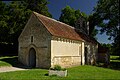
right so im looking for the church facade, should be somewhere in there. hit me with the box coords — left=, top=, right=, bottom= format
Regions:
left=18, top=12, right=98, bottom=68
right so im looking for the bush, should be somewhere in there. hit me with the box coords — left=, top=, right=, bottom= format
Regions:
left=54, top=65, right=62, bottom=71
left=50, top=65, right=66, bottom=71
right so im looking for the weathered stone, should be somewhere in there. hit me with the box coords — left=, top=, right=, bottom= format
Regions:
left=49, top=70, right=67, bottom=77
left=18, top=12, right=51, bottom=68
left=18, top=12, right=98, bottom=69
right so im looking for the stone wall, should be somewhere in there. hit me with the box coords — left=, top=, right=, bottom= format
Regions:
left=53, top=56, right=81, bottom=68
left=84, top=42, right=98, bottom=65
left=18, top=13, right=98, bottom=69
left=18, top=13, right=51, bottom=68
left=51, top=36, right=83, bottom=68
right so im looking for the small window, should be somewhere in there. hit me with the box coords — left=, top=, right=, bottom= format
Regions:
left=31, top=36, right=33, bottom=42
left=82, top=21, right=86, bottom=27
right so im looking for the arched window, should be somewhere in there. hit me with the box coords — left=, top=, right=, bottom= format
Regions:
left=31, top=36, right=33, bottom=42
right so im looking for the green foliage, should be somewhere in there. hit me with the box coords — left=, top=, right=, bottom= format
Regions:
left=59, top=6, right=97, bottom=38
left=93, top=0, right=119, bottom=38
left=59, top=5, right=87, bottom=27
left=50, top=65, right=66, bottom=71
left=90, top=28, right=98, bottom=39
left=110, top=56, right=120, bottom=61
left=0, top=61, right=12, bottom=67
left=93, top=0, right=119, bottom=56
left=0, top=1, right=52, bottom=55
left=93, top=0, right=119, bottom=37
left=112, top=32, right=120, bottom=56
left=53, top=65, right=62, bottom=71
left=110, top=55, right=120, bottom=69
left=0, top=56, right=19, bottom=67
left=0, top=1, right=9, bottom=43
left=100, top=43, right=115, bottom=55
left=88, top=15, right=99, bottom=38
left=0, top=66, right=120, bottom=79
left=24, top=0, right=52, bottom=17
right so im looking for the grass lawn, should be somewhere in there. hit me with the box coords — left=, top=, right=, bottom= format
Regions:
left=0, top=56, right=12, bottom=67
left=0, top=66, right=120, bottom=80
left=0, top=61, right=11, bottom=67
left=0, top=56, right=120, bottom=79
left=110, top=55, right=120, bottom=70
left=110, top=55, right=120, bottom=62
left=0, top=56, right=19, bottom=67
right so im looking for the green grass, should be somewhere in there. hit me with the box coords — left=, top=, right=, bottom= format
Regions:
left=110, top=55, right=120, bottom=59
left=0, top=56, right=13, bottom=67
left=96, top=55, right=120, bottom=70
left=0, top=66, right=120, bottom=80
left=110, top=55, right=120, bottom=62
left=0, top=56, right=120, bottom=79
left=109, top=55, right=120, bottom=70
left=0, top=61, right=11, bottom=67
left=0, top=56, right=21, bottom=67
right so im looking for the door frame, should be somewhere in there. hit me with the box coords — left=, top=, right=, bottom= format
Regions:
left=28, top=47, right=36, bottom=68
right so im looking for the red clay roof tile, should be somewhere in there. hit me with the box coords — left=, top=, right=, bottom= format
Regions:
left=33, top=12, right=84, bottom=41
left=33, top=12, right=97, bottom=44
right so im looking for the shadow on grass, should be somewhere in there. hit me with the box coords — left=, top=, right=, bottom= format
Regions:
left=110, top=62, right=120, bottom=70
left=0, top=56, right=30, bottom=69
left=96, top=61, right=120, bottom=70
left=44, top=73, right=49, bottom=76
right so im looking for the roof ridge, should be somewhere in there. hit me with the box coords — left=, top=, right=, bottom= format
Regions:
left=32, top=11, right=97, bottom=44
left=33, top=11, right=75, bottom=29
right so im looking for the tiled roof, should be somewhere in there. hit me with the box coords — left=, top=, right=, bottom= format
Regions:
left=75, top=29, right=98, bottom=44
left=33, top=12, right=97, bottom=44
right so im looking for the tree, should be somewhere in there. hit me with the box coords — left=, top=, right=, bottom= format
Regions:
left=59, top=6, right=76, bottom=26
left=25, top=0, right=52, bottom=17
left=88, top=14, right=99, bottom=38
left=100, top=43, right=113, bottom=55
left=0, top=1, right=9, bottom=43
left=112, top=31, right=120, bottom=57
left=93, top=0, right=120, bottom=56
left=93, top=0, right=119, bottom=39
left=0, top=1, right=30, bottom=55
left=0, top=1, right=52, bottom=55
left=59, top=5, right=99, bottom=38
left=59, top=6, right=87, bottom=27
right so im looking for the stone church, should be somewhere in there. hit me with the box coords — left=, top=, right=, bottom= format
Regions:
left=18, top=12, right=98, bottom=68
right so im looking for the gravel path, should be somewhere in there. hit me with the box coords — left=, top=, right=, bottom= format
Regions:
left=0, top=66, right=27, bottom=73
